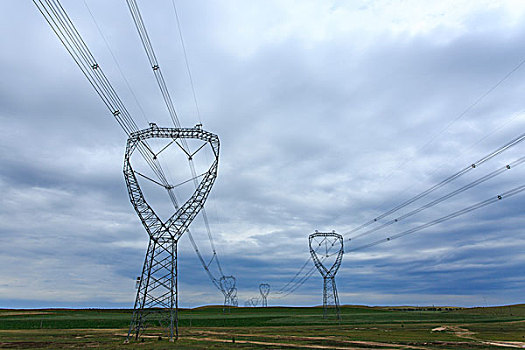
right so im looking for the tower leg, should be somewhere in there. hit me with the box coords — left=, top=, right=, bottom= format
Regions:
left=323, top=277, right=328, bottom=319
left=331, top=277, right=341, bottom=321
left=322, top=276, right=340, bottom=320
left=127, top=237, right=178, bottom=341
left=174, top=241, right=178, bottom=340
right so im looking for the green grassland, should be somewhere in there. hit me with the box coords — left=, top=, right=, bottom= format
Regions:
left=0, top=304, right=524, bottom=349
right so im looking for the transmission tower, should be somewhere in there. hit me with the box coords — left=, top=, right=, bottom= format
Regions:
left=259, top=283, right=270, bottom=307
left=219, top=275, right=237, bottom=312
left=125, top=125, right=219, bottom=341
left=243, top=297, right=257, bottom=307
left=251, top=297, right=260, bottom=307
left=309, top=231, right=344, bottom=320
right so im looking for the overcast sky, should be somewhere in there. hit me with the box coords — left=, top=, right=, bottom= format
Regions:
left=1, top=0, right=524, bottom=309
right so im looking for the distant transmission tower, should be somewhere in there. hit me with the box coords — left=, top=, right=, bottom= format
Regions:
left=259, top=283, right=270, bottom=307
left=244, top=297, right=259, bottom=307
left=309, top=231, right=344, bottom=320
left=125, top=125, right=219, bottom=341
left=219, top=275, right=237, bottom=312
left=251, top=297, right=260, bottom=307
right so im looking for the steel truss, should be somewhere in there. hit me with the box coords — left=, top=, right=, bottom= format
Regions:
left=124, top=125, right=219, bottom=341
left=309, top=232, right=344, bottom=320
left=259, top=283, right=270, bottom=307
left=244, top=297, right=259, bottom=307
left=219, top=275, right=238, bottom=312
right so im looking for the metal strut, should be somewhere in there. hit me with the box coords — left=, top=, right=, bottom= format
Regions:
left=124, top=125, right=219, bottom=341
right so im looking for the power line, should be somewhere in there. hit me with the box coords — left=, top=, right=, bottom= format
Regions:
left=351, top=155, right=525, bottom=241
left=274, top=240, right=341, bottom=298
left=274, top=256, right=312, bottom=295
left=346, top=183, right=525, bottom=253
left=126, top=0, right=181, bottom=128
left=33, top=0, right=172, bottom=189
left=37, top=0, right=227, bottom=293
left=277, top=173, right=525, bottom=297
left=275, top=150, right=525, bottom=296
left=344, top=130, right=525, bottom=237
left=277, top=265, right=318, bottom=297
left=171, top=0, right=202, bottom=124
left=275, top=140, right=525, bottom=298
left=126, top=0, right=226, bottom=284
left=34, top=0, right=137, bottom=135
left=373, top=53, right=525, bottom=197
left=82, top=0, right=150, bottom=126
left=420, top=55, right=525, bottom=154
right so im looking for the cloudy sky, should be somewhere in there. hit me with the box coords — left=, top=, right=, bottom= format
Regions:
left=1, top=0, right=524, bottom=309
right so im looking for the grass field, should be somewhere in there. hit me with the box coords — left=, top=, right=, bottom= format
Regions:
left=0, top=304, right=524, bottom=349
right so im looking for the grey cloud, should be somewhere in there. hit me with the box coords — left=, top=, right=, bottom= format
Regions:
left=1, top=0, right=524, bottom=308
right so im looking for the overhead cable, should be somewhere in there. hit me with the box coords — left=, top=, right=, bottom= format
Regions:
left=171, top=0, right=202, bottom=124
left=351, top=155, right=525, bottom=240
left=344, top=130, right=525, bottom=237
left=274, top=256, right=312, bottom=294
left=126, top=0, right=225, bottom=283
left=34, top=0, right=175, bottom=189
left=347, top=184, right=525, bottom=253
left=82, top=0, right=150, bottom=126
left=274, top=243, right=337, bottom=297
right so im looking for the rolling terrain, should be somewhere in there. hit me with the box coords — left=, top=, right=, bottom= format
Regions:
left=0, top=304, right=524, bottom=349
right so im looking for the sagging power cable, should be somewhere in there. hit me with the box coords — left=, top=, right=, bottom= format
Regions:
left=347, top=183, right=525, bottom=252
left=171, top=0, right=202, bottom=124
left=33, top=0, right=171, bottom=189
left=126, top=0, right=225, bottom=284
left=274, top=241, right=339, bottom=298
left=351, top=155, right=525, bottom=240
left=344, top=130, right=525, bottom=238
left=274, top=256, right=312, bottom=294
left=82, top=0, right=149, bottom=126
left=34, top=2, right=208, bottom=283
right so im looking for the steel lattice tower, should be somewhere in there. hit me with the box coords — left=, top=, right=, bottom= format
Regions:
left=309, top=231, right=344, bottom=320
left=259, top=283, right=270, bottom=307
left=219, top=275, right=237, bottom=312
left=124, top=125, right=219, bottom=341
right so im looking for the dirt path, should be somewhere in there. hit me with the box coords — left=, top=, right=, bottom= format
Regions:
left=116, top=327, right=525, bottom=349
left=432, top=325, right=525, bottom=349
left=480, top=341, right=525, bottom=348
left=186, top=330, right=426, bottom=349
left=185, top=336, right=411, bottom=349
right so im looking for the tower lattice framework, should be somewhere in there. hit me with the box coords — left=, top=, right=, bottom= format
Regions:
left=124, top=126, right=219, bottom=341
left=309, top=231, right=344, bottom=320
left=219, top=275, right=237, bottom=312
left=259, top=283, right=270, bottom=307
